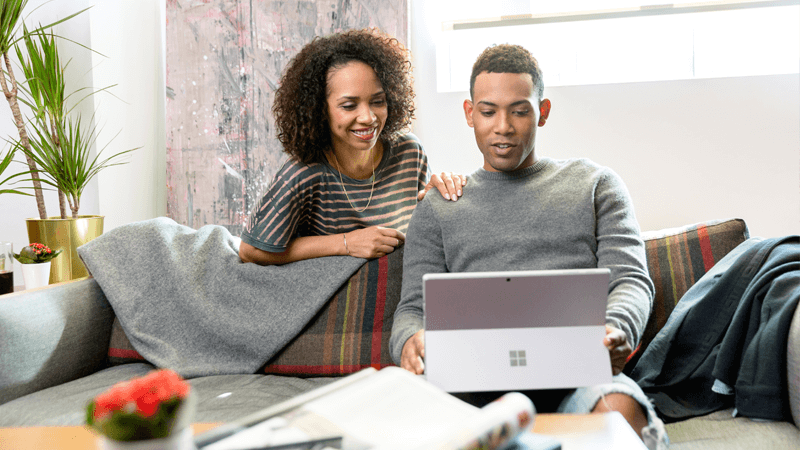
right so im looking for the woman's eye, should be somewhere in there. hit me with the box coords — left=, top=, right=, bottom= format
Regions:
left=371, top=99, right=386, bottom=106
left=341, top=104, right=356, bottom=110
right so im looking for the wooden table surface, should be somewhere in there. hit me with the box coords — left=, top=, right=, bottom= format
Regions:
left=0, top=413, right=642, bottom=449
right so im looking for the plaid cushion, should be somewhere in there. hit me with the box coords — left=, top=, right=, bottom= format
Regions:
left=107, top=248, right=404, bottom=375
left=108, top=318, right=146, bottom=365
left=261, top=247, right=403, bottom=376
left=625, top=218, right=749, bottom=372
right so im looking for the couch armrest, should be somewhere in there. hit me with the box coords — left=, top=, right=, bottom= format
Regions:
left=0, top=277, right=115, bottom=405
left=788, top=294, right=800, bottom=428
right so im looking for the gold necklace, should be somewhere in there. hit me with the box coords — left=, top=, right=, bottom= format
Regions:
left=333, top=145, right=376, bottom=213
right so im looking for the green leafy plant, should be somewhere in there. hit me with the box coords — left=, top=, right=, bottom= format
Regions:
left=2, top=3, right=138, bottom=219
left=0, top=145, right=31, bottom=195
left=0, top=0, right=88, bottom=219
left=13, top=242, right=61, bottom=263
left=14, top=27, right=137, bottom=218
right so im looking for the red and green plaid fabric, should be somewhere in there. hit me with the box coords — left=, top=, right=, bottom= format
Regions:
left=261, top=247, right=403, bottom=376
left=625, top=218, right=749, bottom=372
left=107, top=248, right=404, bottom=375
left=108, top=318, right=145, bottom=364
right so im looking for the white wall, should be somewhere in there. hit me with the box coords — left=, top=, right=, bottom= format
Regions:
left=410, top=1, right=800, bottom=238
left=90, top=0, right=166, bottom=231
left=0, top=0, right=165, bottom=286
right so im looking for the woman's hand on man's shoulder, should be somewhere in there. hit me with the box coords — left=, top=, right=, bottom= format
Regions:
left=417, top=172, right=468, bottom=202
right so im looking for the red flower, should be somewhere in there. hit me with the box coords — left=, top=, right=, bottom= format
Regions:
left=90, top=370, right=189, bottom=420
left=87, top=369, right=193, bottom=441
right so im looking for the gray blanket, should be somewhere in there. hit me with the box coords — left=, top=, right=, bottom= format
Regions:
left=78, top=217, right=365, bottom=378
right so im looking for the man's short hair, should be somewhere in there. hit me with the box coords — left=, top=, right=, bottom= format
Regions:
left=469, top=44, right=544, bottom=100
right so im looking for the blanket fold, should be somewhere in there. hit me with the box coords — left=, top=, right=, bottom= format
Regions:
left=78, top=217, right=365, bottom=378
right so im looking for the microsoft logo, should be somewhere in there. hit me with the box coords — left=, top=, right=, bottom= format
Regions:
left=509, top=350, right=527, bottom=367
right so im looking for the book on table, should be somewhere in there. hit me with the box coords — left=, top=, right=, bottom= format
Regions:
left=195, top=366, right=561, bottom=450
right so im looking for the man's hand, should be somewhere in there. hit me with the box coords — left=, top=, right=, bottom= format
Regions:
left=417, top=172, right=467, bottom=202
left=604, top=325, right=633, bottom=375
left=400, top=330, right=425, bottom=374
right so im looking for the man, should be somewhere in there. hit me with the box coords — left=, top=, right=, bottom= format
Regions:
left=389, top=44, right=664, bottom=444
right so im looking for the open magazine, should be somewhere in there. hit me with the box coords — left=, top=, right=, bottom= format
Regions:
left=195, top=366, right=560, bottom=450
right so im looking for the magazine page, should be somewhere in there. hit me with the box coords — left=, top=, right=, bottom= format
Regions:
left=296, top=366, right=479, bottom=449
left=199, top=366, right=555, bottom=450
left=413, top=392, right=535, bottom=450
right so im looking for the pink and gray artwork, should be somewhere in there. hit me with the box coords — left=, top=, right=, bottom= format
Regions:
left=165, top=0, right=408, bottom=234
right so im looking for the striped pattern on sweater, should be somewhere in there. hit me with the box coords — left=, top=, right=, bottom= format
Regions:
left=241, top=134, right=428, bottom=252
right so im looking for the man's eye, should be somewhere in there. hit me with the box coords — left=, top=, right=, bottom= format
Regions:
left=513, top=109, right=530, bottom=116
left=480, top=110, right=495, bottom=117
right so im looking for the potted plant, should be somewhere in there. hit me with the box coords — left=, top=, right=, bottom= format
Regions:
left=86, top=369, right=196, bottom=450
left=12, top=242, right=60, bottom=289
left=1, top=1, right=138, bottom=283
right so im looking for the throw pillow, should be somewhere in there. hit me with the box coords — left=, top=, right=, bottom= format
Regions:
left=625, top=218, right=750, bottom=372
left=260, top=247, right=403, bottom=376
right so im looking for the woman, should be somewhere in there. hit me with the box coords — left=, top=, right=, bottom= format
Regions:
left=239, top=29, right=465, bottom=265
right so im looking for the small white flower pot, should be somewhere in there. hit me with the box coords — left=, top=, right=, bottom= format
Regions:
left=96, top=427, right=195, bottom=450
left=21, top=262, right=51, bottom=290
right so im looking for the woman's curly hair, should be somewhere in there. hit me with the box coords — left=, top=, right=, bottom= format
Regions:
left=272, top=28, right=415, bottom=165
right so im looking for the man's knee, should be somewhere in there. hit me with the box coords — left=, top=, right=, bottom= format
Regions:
left=593, top=393, right=648, bottom=438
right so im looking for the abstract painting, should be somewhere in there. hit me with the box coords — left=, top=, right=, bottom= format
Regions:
left=165, top=0, right=408, bottom=234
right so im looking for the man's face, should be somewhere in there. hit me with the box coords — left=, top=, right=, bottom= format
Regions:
left=464, top=72, right=550, bottom=173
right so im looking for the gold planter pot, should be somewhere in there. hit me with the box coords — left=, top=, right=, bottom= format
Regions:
left=26, top=215, right=104, bottom=284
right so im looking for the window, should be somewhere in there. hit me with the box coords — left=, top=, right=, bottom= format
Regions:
left=436, top=0, right=800, bottom=92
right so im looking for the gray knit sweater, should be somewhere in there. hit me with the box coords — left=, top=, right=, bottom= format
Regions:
left=389, top=157, right=654, bottom=364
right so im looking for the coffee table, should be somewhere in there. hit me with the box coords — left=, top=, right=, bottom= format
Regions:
left=532, top=412, right=646, bottom=449
left=0, top=423, right=218, bottom=450
left=0, top=413, right=644, bottom=449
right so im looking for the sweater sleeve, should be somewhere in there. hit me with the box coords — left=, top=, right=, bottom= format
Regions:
left=389, top=198, right=447, bottom=364
left=594, top=169, right=654, bottom=349
left=240, top=159, right=306, bottom=252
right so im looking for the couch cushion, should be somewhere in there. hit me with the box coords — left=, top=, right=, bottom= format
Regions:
left=186, top=374, right=335, bottom=423
left=0, top=362, right=337, bottom=427
left=106, top=248, right=404, bottom=376
left=0, top=363, right=156, bottom=426
left=626, top=218, right=749, bottom=371
left=260, top=247, right=404, bottom=376
left=665, top=409, right=800, bottom=450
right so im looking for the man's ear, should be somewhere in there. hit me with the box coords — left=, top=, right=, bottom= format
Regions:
left=538, top=98, right=551, bottom=126
left=463, top=99, right=475, bottom=128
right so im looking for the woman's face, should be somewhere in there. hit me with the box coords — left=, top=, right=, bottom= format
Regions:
left=325, top=60, right=388, bottom=155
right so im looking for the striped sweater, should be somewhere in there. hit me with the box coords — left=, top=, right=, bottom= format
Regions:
left=242, top=133, right=429, bottom=252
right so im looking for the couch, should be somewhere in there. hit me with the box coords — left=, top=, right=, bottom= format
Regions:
left=1, top=218, right=798, bottom=449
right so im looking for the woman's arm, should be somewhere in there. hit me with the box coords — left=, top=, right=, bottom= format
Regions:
left=239, top=234, right=346, bottom=265
left=239, top=226, right=406, bottom=266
